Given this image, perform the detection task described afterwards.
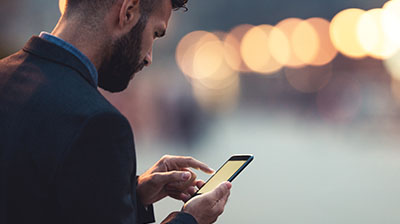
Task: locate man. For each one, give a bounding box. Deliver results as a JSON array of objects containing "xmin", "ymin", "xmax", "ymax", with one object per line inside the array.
[{"xmin": 0, "ymin": 0, "xmax": 231, "ymax": 223}]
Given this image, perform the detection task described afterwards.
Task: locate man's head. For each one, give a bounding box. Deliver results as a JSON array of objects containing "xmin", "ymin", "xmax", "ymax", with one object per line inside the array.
[{"xmin": 63, "ymin": 0, "xmax": 188, "ymax": 92}]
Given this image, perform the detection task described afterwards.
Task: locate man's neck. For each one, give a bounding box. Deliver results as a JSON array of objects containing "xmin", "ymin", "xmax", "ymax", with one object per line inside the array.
[{"xmin": 51, "ymin": 18, "xmax": 109, "ymax": 70}]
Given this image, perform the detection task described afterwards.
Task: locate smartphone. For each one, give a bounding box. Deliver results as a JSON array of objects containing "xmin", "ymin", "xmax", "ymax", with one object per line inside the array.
[{"xmin": 193, "ymin": 154, "xmax": 254, "ymax": 196}]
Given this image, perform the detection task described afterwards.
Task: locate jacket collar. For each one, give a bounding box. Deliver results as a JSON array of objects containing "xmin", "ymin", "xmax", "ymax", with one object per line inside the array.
[{"xmin": 23, "ymin": 36, "xmax": 97, "ymax": 88}]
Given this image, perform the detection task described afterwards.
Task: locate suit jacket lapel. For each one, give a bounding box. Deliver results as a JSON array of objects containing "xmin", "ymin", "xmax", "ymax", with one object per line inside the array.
[{"xmin": 22, "ymin": 36, "xmax": 97, "ymax": 88}]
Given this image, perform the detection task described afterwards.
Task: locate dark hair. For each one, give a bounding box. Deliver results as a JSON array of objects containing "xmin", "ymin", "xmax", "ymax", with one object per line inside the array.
[{"xmin": 65, "ymin": 0, "xmax": 188, "ymax": 20}]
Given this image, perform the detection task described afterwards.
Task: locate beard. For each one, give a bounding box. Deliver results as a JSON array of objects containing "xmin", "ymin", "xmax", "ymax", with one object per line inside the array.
[{"xmin": 98, "ymin": 16, "xmax": 148, "ymax": 93}]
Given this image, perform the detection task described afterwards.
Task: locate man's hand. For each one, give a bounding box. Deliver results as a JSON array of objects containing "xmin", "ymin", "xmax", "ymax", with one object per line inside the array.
[
  {"xmin": 137, "ymin": 155, "xmax": 214, "ymax": 205},
  {"xmin": 182, "ymin": 181, "xmax": 232, "ymax": 224}
]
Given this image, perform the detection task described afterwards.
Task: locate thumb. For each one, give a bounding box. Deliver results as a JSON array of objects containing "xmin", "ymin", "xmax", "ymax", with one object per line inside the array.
[
  {"xmin": 152, "ymin": 171, "xmax": 192, "ymax": 185},
  {"xmin": 209, "ymin": 181, "xmax": 232, "ymax": 200}
]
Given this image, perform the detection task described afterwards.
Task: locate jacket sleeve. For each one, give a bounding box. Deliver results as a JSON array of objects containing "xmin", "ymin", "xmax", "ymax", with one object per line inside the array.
[
  {"xmin": 54, "ymin": 112, "xmax": 154, "ymax": 224},
  {"xmin": 161, "ymin": 212, "xmax": 198, "ymax": 224}
]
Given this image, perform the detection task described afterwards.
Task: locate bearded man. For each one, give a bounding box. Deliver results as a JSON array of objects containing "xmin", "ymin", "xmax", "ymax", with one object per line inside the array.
[{"xmin": 0, "ymin": 0, "xmax": 231, "ymax": 223}]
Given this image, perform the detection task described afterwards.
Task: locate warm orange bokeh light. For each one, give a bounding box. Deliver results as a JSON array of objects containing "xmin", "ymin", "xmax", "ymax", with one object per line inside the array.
[
  {"xmin": 268, "ymin": 26, "xmax": 291, "ymax": 66},
  {"xmin": 176, "ymin": 30, "xmax": 240, "ymax": 112},
  {"xmin": 223, "ymin": 35, "xmax": 242, "ymax": 73},
  {"xmin": 292, "ymin": 20, "xmax": 320, "ymax": 64},
  {"xmin": 241, "ymin": 25, "xmax": 282, "ymax": 74},
  {"xmin": 176, "ymin": 31, "xmax": 213, "ymax": 77},
  {"xmin": 224, "ymin": 24, "xmax": 255, "ymax": 72},
  {"xmin": 330, "ymin": 8, "xmax": 367, "ymax": 58},
  {"xmin": 193, "ymin": 40, "xmax": 225, "ymax": 80},
  {"xmin": 194, "ymin": 67, "xmax": 238, "ymax": 90},
  {"xmin": 358, "ymin": 8, "xmax": 398, "ymax": 59},
  {"xmin": 59, "ymin": 0, "xmax": 66, "ymax": 15},
  {"xmin": 194, "ymin": 33, "xmax": 238, "ymax": 90},
  {"xmin": 285, "ymin": 64, "xmax": 333, "ymax": 93},
  {"xmin": 177, "ymin": 31, "xmax": 237, "ymax": 87},
  {"xmin": 306, "ymin": 18, "xmax": 338, "ymax": 66},
  {"xmin": 383, "ymin": 0, "xmax": 400, "ymax": 82},
  {"xmin": 275, "ymin": 18, "xmax": 306, "ymax": 68},
  {"xmin": 382, "ymin": 0, "xmax": 400, "ymax": 46}
]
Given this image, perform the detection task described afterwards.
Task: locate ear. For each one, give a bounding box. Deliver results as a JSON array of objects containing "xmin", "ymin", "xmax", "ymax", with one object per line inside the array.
[{"xmin": 117, "ymin": 0, "xmax": 141, "ymax": 34}]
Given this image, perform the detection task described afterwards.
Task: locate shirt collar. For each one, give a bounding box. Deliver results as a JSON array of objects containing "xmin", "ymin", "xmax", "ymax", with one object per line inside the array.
[{"xmin": 39, "ymin": 32, "xmax": 98, "ymax": 86}]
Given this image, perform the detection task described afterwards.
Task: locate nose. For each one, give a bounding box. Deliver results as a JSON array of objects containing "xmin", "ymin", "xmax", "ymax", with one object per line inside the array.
[{"xmin": 144, "ymin": 49, "xmax": 153, "ymax": 67}]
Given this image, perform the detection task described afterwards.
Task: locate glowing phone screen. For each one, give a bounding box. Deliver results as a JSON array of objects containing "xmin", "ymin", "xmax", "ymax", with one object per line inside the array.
[{"xmin": 197, "ymin": 160, "xmax": 246, "ymax": 194}]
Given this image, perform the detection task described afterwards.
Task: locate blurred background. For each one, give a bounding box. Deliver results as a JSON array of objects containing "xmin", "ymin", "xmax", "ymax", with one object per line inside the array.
[{"xmin": 2, "ymin": 0, "xmax": 400, "ymax": 223}]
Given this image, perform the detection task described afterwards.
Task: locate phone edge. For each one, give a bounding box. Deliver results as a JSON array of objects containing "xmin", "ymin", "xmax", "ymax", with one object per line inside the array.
[{"xmin": 192, "ymin": 155, "xmax": 254, "ymax": 198}]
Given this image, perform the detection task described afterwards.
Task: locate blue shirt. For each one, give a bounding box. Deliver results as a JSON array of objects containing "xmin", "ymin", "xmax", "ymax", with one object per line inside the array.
[{"xmin": 39, "ymin": 32, "xmax": 98, "ymax": 86}]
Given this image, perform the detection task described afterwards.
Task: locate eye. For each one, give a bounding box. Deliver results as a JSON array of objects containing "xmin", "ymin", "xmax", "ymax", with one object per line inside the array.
[{"xmin": 154, "ymin": 30, "xmax": 166, "ymax": 39}]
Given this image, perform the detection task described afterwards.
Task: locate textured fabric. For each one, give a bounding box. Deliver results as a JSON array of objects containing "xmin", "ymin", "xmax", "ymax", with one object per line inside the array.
[
  {"xmin": 39, "ymin": 32, "xmax": 98, "ymax": 86},
  {"xmin": 161, "ymin": 212, "xmax": 198, "ymax": 224},
  {"xmin": 0, "ymin": 36, "xmax": 161, "ymax": 224}
]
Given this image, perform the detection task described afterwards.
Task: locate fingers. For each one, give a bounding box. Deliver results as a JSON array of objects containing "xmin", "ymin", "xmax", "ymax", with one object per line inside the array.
[
  {"xmin": 165, "ymin": 169, "xmax": 196, "ymax": 189},
  {"xmin": 169, "ymin": 192, "xmax": 191, "ymax": 202},
  {"xmin": 195, "ymin": 179, "xmax": 205, "ymax": 189},
  {"xmin": 210, "ymin": 182, "xmax": 231, "ymax": 216},
  {"xmin": 152, "ymin": 170, "xmax": 192, "ymax": 185},
  {"xmin": 181, "ymin": 181, "xmax": 232, "ymax": 224},
  {"xmin": 216, "ymin": 186, "xmax": 231, "ymax": 208},
  {"xmin": 166, "ymin": 185, "xmax": 198, "ymax": 202},
  {"xmin": 166, "ymin": 178, "xmax": 202, "ymax": 196},
  {"xmin": 162, "ymin": 170, "xmax": 202, "ymax": 202},
  {"xmin": 163, "ymin": 156, "xmax": 214, "ymax": 174},
  {"xmin": 182, "ymin": 168, "xmax": 197, "ymax": 184},
  {"xmin": 181, "ymin": 192, "xmax": 192, "ymax": 202},
  {"xmin": 186, "ymin": 186, "xmax": 197, "ymax": 195},
  {"xmin": 166, "ymin": 179, "xmax": 204, "ymax": 201},
  {"xmin": 210, "ymin": 181, "xmax": 232, "ymax": 204},
  {"xmin": 166, "ymin": 186, "xmax": 197, "ymax": 202}
]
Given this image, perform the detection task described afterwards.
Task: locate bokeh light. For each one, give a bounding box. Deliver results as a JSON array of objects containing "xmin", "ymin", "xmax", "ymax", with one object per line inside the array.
[
  {"xmin": 192, "ymin": 73, "xmax": 240, "ymax": 113},
  {"xmin": 268, "ymin": 26, "xmax": 291, "ymax": 66},
  {"xmin": 174, "ymin": 4, "xmax": 399, "ymax": 114},
  {"xmin": 193, "ymin": 38, "xmax": 225, "ymax": 80},
  {"xmin": 330, "ymin": 8, "xmax": 367, "ymax": 58},
  {"xmin": 176, "ymin": 30, "xmax": 240, "ymax": 112},
  {"xmin": 384, "ymin": 50, "xmax": 400, "ymax": 81},
  {"xmin": 223, "ymin": 34, "xmax": 242, "ymax": 73},
  {"xmin": 285, "ymin": 64, "xmax": 333, "ymax": 93},
  {"xmin": 193, "ymin": 67, "xmax": 238, "ymax": 90},
  {"xmin": 291, "ymin": 20, "xmax": 320, "ymax": 64},
  {"xmin": 59, "ymin": 0, "xmax": 66, "ymax": 15},
  {"xmin": 176, "ymin": 31, "xmax": 213, "ymax": 77},
  {"xmin": 382, "ymin": 0, "xmax": 400, "ymax": 47},
  {"xmin": 275, "ymin": 18, "xmax": 306, "ymax": 68},
  {"xmin": 357, "ymin": 8, "xmax": 398, "ymax": 59},
  {"xmin": 194, "ymin": 44, "xmax": 239, "ymax": 91},
  {"xmin": 306, "ymin": 18, "xmax": 338, "ymax": 66},
  {"xmin": 382, "ymin": 1, "xmax": 400, "ymax": 84},
  {"xmin": 224, "ymin": 24, "xmax": 255, "ymax": 72},
  {"xmin": 240, "ymin": 25, "xmax": 283, "ymax": 74}
]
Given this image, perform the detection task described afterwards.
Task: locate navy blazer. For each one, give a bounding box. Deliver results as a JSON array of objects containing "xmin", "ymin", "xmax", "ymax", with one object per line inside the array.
[{"xmin": 0, "ymin": 37, "xmax": 197, "ymax": 224}]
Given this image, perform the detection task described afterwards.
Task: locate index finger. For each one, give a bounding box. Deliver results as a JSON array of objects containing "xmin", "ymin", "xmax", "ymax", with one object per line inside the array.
[{"xmin": 169, "ymin": 156, "xmax": 214, "ymax": 174}]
